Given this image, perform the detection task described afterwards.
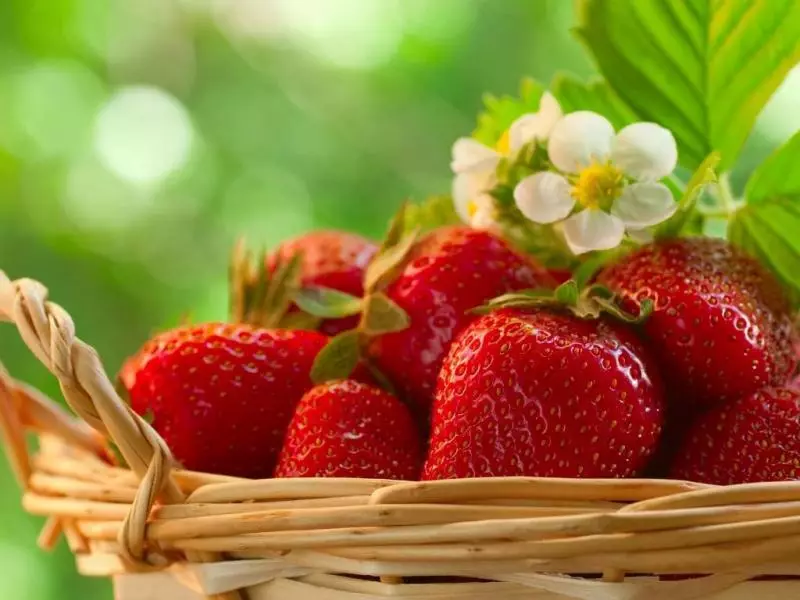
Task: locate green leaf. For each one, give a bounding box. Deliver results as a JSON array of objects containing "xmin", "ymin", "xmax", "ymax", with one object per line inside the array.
[
  {"xmin": 403, "ymin": 194, "xmax": 460, "ymax": 234},
  {"xmin": 745, "ymin": 131, "xmax": 800, "ymax": 204},
  {"xmin": 575, "ymin": 0, "xmax": 800, "ymax": 171},
  {"xmin": 361, "ymin": 292, "xmax": 411, "ymax": 336},
  {"xmin": 550, "ymin": 73, "xmax": 638, "ymax": 130},
  {"xmin": 728, "ymin": 199, "xmax": 800, "ymax": 308},
  {"xmin": 656, "ymin": 152, "xmax": 720, "ymax": 238},
  {"xmin": 472, "ymin": 77, "xmax": 545, "ymax": 146},
  {"xmin": 310, "ymin": 330, "xmax": 362, "ymax": 384},
  {"xmin": 293, "ymin": 286, "xmax": 363, "ymax": 319}
]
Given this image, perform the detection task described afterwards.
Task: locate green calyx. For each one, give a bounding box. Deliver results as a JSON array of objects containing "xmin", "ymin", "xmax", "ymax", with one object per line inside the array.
[
  {"xmin": 308, "ymin": 202, "xmax": 416, "ymax": 385},
  {"xmin": 229, "ymin": 239, "xmax": 315, "ymax": 329},
  {"xmin": 474, "ymin": 280, "xmax": 652, "ymax": 325}
]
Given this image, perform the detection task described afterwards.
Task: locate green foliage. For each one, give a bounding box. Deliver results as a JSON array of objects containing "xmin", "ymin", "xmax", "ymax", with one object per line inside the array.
[
  {"xmin": 472, "ymin": 77, "xmax": 545, "ymax": 145},
  {"xmin": 550, "ymin": 73, "xmax": 637, "ymax": 130},
  {"xmin": 403, "ymin": 194, "xmax": 460, "ymax": 233},
  {"xmin": 656, "ymin": 152, "xmax": 721, "ymax": 238},
  {"xmin": 575, "ymin": 0, "xmax": 800, "ymax": 171},
  {"xmin": 730, "ymin": 134, "xmax": 800, "ymax": 308},
  {"xmin": 745, "ymin": 131, "xmax": 800, "ymax": 204},
  {"xmin": 729, "ymin": 199, "xmax": 800, "ymax": 308}
]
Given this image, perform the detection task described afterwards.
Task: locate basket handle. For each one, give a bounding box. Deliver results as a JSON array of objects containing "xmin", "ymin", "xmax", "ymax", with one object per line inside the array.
[{"xmin": 0, "ymin": 272, "xmax": 238, "ymax": 599}]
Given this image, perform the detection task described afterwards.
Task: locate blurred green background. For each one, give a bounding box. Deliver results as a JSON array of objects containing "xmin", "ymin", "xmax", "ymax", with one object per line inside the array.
[{"xmin": 0, "ymin": 1, "xmax": 797, "ymax": 598}]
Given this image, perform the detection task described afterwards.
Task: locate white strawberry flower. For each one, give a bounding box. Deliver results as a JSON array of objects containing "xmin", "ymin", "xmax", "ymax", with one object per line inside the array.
[
  {"xmin": 513, "ymin": 111, "xmax": 678, "ymax": 255},
  {"xmin": 451, "ymin": 92, "xmax": 563, "ymax": 227}
]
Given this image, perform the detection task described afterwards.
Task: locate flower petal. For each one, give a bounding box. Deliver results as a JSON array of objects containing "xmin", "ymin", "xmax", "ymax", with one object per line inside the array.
[
  {"xmin": 470, "ymin": 195, "xmax": 496, "ymax": 230},
  {"xmin": 514, "ymin": 172, "xmax": 575, "ymax": 224},
  {"xmin": 548, "ymin": 111, "xmax": 615, "ymax": 173},
  {"xmin": 611, "ymin": 182, "xmax": 677, "ymax": 229},
  {"xmin": 508, "ymin": 92, "xmax": 564, "ymax": 151},
  {"xmin": 562, "ymin": 209, "xmax": 625, "ymax": 255},
  {"xmin": 611, "ymin": 122, "xmax": 678, "ymax": 181},
  {"xmin": 451, "ymin": 138, "xmax": 500, "ymax": 173},
  {"xmin": 452, "ymin": 173, "xmax": 474, "ymax": 222},
  {"xmin": 509, "ymin": 114, "xmax": 544, "ymax": 152},
  {"xmin": 537, "ymin": 91, "xmax": 563, "ymax": 138}
]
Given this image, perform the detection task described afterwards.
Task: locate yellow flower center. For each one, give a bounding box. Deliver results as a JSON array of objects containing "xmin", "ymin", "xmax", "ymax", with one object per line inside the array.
[
  {"xmin": 495, "ymin": 129, "xmax": 511, "ymax": 155},
  {"xmin": 467, "ymin": 200, "xmax": 479, "ymax": 217},
  {"xmin": 571, "ymin": 162, "xmax": 625, "ymax": 210}
]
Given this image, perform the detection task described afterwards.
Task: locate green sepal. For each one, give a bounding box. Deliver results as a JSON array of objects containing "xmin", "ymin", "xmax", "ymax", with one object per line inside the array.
[
  {"xmin": 360, "ymin": 292, "xmax": 411, "ymax": 336},
  {"xmin": 310, "ymin": 330, "xmax": 362, "ymax": 385},
  {"xmin": 364, "ymin": 202, "xmax": 420, "ymax": 293},
  {"xmin": 472, "ymin": 280, "xmax": 650, "ymax": 325},
  {"xmin": 229, "ymin": 239, "xmax": 304, "ymax": 328},
  {"xmin": 293, "ymin": 286, "xmax": 363, "ymax": 319}
]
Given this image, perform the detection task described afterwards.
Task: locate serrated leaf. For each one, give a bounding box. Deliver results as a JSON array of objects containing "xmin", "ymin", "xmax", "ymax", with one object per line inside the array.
[
  {"xmin": 656, "ymin": 152, "xmax": 720, "ymax": 238},
  {"xmin": 403, "ymin": 194, "xmax": 460, "ymax": 234},
  {"xmin": 293, "ymin": 286, "xmax": 363, "ymax": 319},
  {"xmin": 361, "ymin": 292, "xmax": 410, "ymax": 336},
  {"xmin": 729, "ymin": 199, "xmax": 800, "ymax": 308},
  {"xmin": 472, "ymin": 77, "xmax": 545, "ymax": 146},
  {"xmin": 550, "ymin": 73, "xmax": 638, "ymax": 130},
  {"xmin": 310, "ymin": 330, "xmax": 361, "ymax": 384},
  {"xmin": 364, "ymin": 229, "xmax": 419, "ymax": 293},
  {"xmin": 745, "ymin": 130, "xmax": 800, "ymax": 204},
  {"xmin": 575, "ymin": 0, "xmax": 800, "ymax": 171}
]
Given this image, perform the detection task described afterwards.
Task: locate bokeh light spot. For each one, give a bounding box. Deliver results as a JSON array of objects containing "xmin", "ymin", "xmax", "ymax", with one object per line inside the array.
[
  {"xmin": 271, "ymin": 0, "xmax": 404, "ymax": 70},
  {"xmin": 93, "ymin": 86, "xmax": 194, "ymax": 185},
  {"xmin": 3, "ymin": 61, "xmax": 105, "ymax": 160}
]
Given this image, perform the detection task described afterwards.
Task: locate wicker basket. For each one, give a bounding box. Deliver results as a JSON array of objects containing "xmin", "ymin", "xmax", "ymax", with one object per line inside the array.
[{"xmin": 3, "ymin": 271, "xmax": 800, "ymax": 600}]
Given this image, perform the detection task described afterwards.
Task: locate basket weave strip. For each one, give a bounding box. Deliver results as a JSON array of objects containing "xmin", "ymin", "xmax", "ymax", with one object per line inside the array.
[{"xmin": 4, "ymin": 270, "xmax": 800, "ymax": 599}]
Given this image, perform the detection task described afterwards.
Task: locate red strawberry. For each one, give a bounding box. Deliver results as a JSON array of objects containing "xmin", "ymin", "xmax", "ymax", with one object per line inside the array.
[
  {"xmin": 598, "ymin": 238, "xmax": 797, "ymax": 409},
  {"xmin": 367, "ymin": 226, "xmax": 552, "ymax": 410},
  {"xmin": 670, "ymin": 386, "xmax": 800, "ymax": 484},
  {"xmin": 122, "ymin": 323, "xmax": 328, "ymax": 478},
  {"xmin": 547, "ymin": 268, "xmax": 573, "ymax": 285},
  {"xmin": 422, "ymin": 307, "xmax": 665, "ymax": 480},
  {"xmin": 274, "ymin": 379, "xmax": 422, "ymax": 479},
  {"xmin": 268, "ymin": 230, "xmax": 378, "ymax": 335}
]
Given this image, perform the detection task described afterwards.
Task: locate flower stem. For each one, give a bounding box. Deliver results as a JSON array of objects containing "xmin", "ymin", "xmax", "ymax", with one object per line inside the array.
[{"xmin": 717, "ymin": 173, "xmax": 736, "ymax": 214}]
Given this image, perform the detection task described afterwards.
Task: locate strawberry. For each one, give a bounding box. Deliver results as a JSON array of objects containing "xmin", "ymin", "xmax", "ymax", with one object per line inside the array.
[
  {"xmin": 367, "ymin": 226, "xmax": 552, "ymax": 410},
  {"xmin": 670, "ymin": 386, "xmax": 800, "ymax": 485},
  {"xmin": 122, "ymin": 323, "xmax": 328, "ymax": 478},
  {"xmin": 274, "ymin": 379, "xmax": 422, "ymax": 479},
  {"xmin": 422, "ymin": 301, "xmax": 665, "ymax": 480},
  {"xmin": 598, "ymin": 238, "xmax": 797, "ymax": 409},
  {"xmin": 267, "ymin": 230, "xmax": 378, "ymax": 335}
]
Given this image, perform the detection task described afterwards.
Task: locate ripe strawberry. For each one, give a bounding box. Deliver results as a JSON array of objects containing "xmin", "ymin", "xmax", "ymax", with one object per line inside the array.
[
  {"xmin": 267, "ymin": 230, "xmax": 378, "ymax": 335},
  {"xmin": 598, "ymin": 238, "xmax": 797, "ymax": 409},
  {"xmin": 670, "ymin": 386, "xmax": 800, "ymax": 485},
  {"xmin": 367, "ymin": 226, "xmax": 552, "ymax": 410},
  {"xmin": 422, "ymin": 307, "xmax": 665, "ymax": 479},
  {"xmin": 274, "ymin": 379, "xmax": 422, "ymax": 479},
  {"xmin": 122, "ymin": 323, "xmax": 328, "ymax": 478}
]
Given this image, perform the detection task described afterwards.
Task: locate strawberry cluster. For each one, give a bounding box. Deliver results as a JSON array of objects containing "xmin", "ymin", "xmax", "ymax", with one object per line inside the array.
[{"xmin": 118, "ymin": 215, "xmax": 799, "ymax": 487}]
